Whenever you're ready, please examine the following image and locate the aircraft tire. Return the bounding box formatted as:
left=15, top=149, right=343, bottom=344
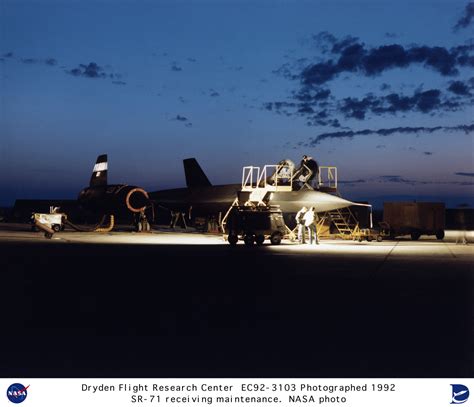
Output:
left=244, top=234, right=255, bottom=246
left=52, top=224, right=61, bottom=232
left=410, top=230, right=421, bottom=241
left=228, top=234, right=238, bottom=246
left=376, top=235, right=383, bottom=242
left=270, top=232, right=282, bottom=245
left=255, top=235, right=265, bottom=246
left=436, top=229, right=445, bottom=240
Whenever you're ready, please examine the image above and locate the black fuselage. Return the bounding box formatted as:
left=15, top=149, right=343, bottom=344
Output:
left=150, top=184, right=356, bottom=216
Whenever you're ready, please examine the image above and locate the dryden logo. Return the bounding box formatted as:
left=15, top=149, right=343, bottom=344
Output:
left=6, top=383, right=29, bottom=404
left=451, top=384, right=469, bottom=404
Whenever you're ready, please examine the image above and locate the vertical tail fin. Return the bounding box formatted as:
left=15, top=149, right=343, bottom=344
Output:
left=183, top=158, right=212, bottom=188
left=89, top=154, right=108, bottom=187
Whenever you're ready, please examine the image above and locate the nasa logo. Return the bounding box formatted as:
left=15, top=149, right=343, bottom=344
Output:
left=451, top=384, right=469, bottom=404
left=6, top=383, right=29, bottom=404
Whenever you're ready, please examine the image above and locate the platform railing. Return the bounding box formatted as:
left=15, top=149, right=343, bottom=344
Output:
left=242, top=166, right=260, bottom=190
left=318, top=166, right=338, bottom=189
left=243, top=164, right=293, bottom=191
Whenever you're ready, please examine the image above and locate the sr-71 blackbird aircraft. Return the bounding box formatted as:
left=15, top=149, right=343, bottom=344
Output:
left=149, top=158, right=361, bottom=218
left=29, top=155, right=365, bottom=236
left=73, top=155, right=364, bottom=227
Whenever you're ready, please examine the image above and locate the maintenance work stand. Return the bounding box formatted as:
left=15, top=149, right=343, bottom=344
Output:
left=220, top=158, right=370, bottom=245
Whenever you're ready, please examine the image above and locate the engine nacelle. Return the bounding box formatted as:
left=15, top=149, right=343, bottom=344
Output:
left=78, top=184, right=150, bottom=214
left=125, top=187, right=149, bottom=213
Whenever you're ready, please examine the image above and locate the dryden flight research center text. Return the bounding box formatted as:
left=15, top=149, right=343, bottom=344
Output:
left=82, top=382, right=396, bottom=405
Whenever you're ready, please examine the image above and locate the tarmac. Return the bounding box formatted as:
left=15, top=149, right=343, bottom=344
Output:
left=0, top=223, right=472, bottom=377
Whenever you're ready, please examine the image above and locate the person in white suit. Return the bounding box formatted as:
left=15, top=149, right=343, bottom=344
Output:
left=303, top=206, right=319, bottom=245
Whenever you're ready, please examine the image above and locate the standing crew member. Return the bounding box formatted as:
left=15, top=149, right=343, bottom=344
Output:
left=296, top=206, right=308, bottom=244
left=304, top=206, right=319, bottom=245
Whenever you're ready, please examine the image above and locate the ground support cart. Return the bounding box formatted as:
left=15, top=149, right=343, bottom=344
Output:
left=226, top=205, right=286, bottom=246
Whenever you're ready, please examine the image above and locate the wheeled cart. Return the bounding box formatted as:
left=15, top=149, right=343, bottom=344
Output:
left=226, top=205, right=286, bottom=246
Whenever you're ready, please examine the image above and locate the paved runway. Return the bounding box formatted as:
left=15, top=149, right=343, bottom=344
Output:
left=0, top=224, right=472, bottom=377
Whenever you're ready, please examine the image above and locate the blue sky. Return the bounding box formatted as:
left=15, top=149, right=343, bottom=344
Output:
left=1, top=0, right=473, bottom=207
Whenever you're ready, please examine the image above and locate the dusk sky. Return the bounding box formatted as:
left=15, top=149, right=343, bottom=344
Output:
left=1, top=0, right=473, bottom=208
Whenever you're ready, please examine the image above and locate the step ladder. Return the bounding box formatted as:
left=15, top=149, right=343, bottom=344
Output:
left=326, top=207, right=360, bottom=239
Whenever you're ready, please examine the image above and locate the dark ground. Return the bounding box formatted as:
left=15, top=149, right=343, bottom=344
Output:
left=0, top=238, right=472, bottom=378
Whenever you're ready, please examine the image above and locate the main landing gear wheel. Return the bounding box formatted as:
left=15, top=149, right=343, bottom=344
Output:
left=436, top=229, right=445, bottom=240
left=410, top=230, right=421, bottom=241
left=255, top=235, right=265, bottom=246
left=244, top=234, right=255, bottom=246
left=228, top=234, right=238, bottom=246
left=270, top=232, right=282, bottom=245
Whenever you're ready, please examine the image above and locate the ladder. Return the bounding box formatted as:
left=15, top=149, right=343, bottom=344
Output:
left=326, top=207, right=360, bottom=239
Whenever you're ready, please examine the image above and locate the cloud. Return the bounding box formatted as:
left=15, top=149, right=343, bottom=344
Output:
left=20, top=56, right=57, bottom=66
left=21, top=58, right=37, bottom=64
left=187, top=58, right=197, bottom=63
left=172, top=114, right=193, bottom=127
left=448, top=80, right=472, bottom=95
left=267, top=84, right=468, bottom=124
left=455, top=172, right=474, bottom=177
left=338, top=88, right=459, bottom=119
left=45, top=58, right=57, bottom=66
left=209, top=89, right=220, bottom=97
left=266, top=33, right=474, bottom=126
left=423, top=151, right=434, bottom=155
left=293, top=88, right=331, bottom=103
left=68, top=62, right=107, bottom=78
left=264, top=87, right=335, bottom=124
left=307, top=123, right=474, bottom=145
left=342, top=174, right=474, bottom=187
left=378, top=175, right=417, bottom=185
left=454, top=2, right=474, bottom=30
left=338, top=179, right=367, bottom=185
left=171, top=63, right=182, bottom=72
left=2, top=52, right=13, bottom=58
left=286, top=33, right=474, bottom=86
left=67, top=62, right=124, bottom=85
